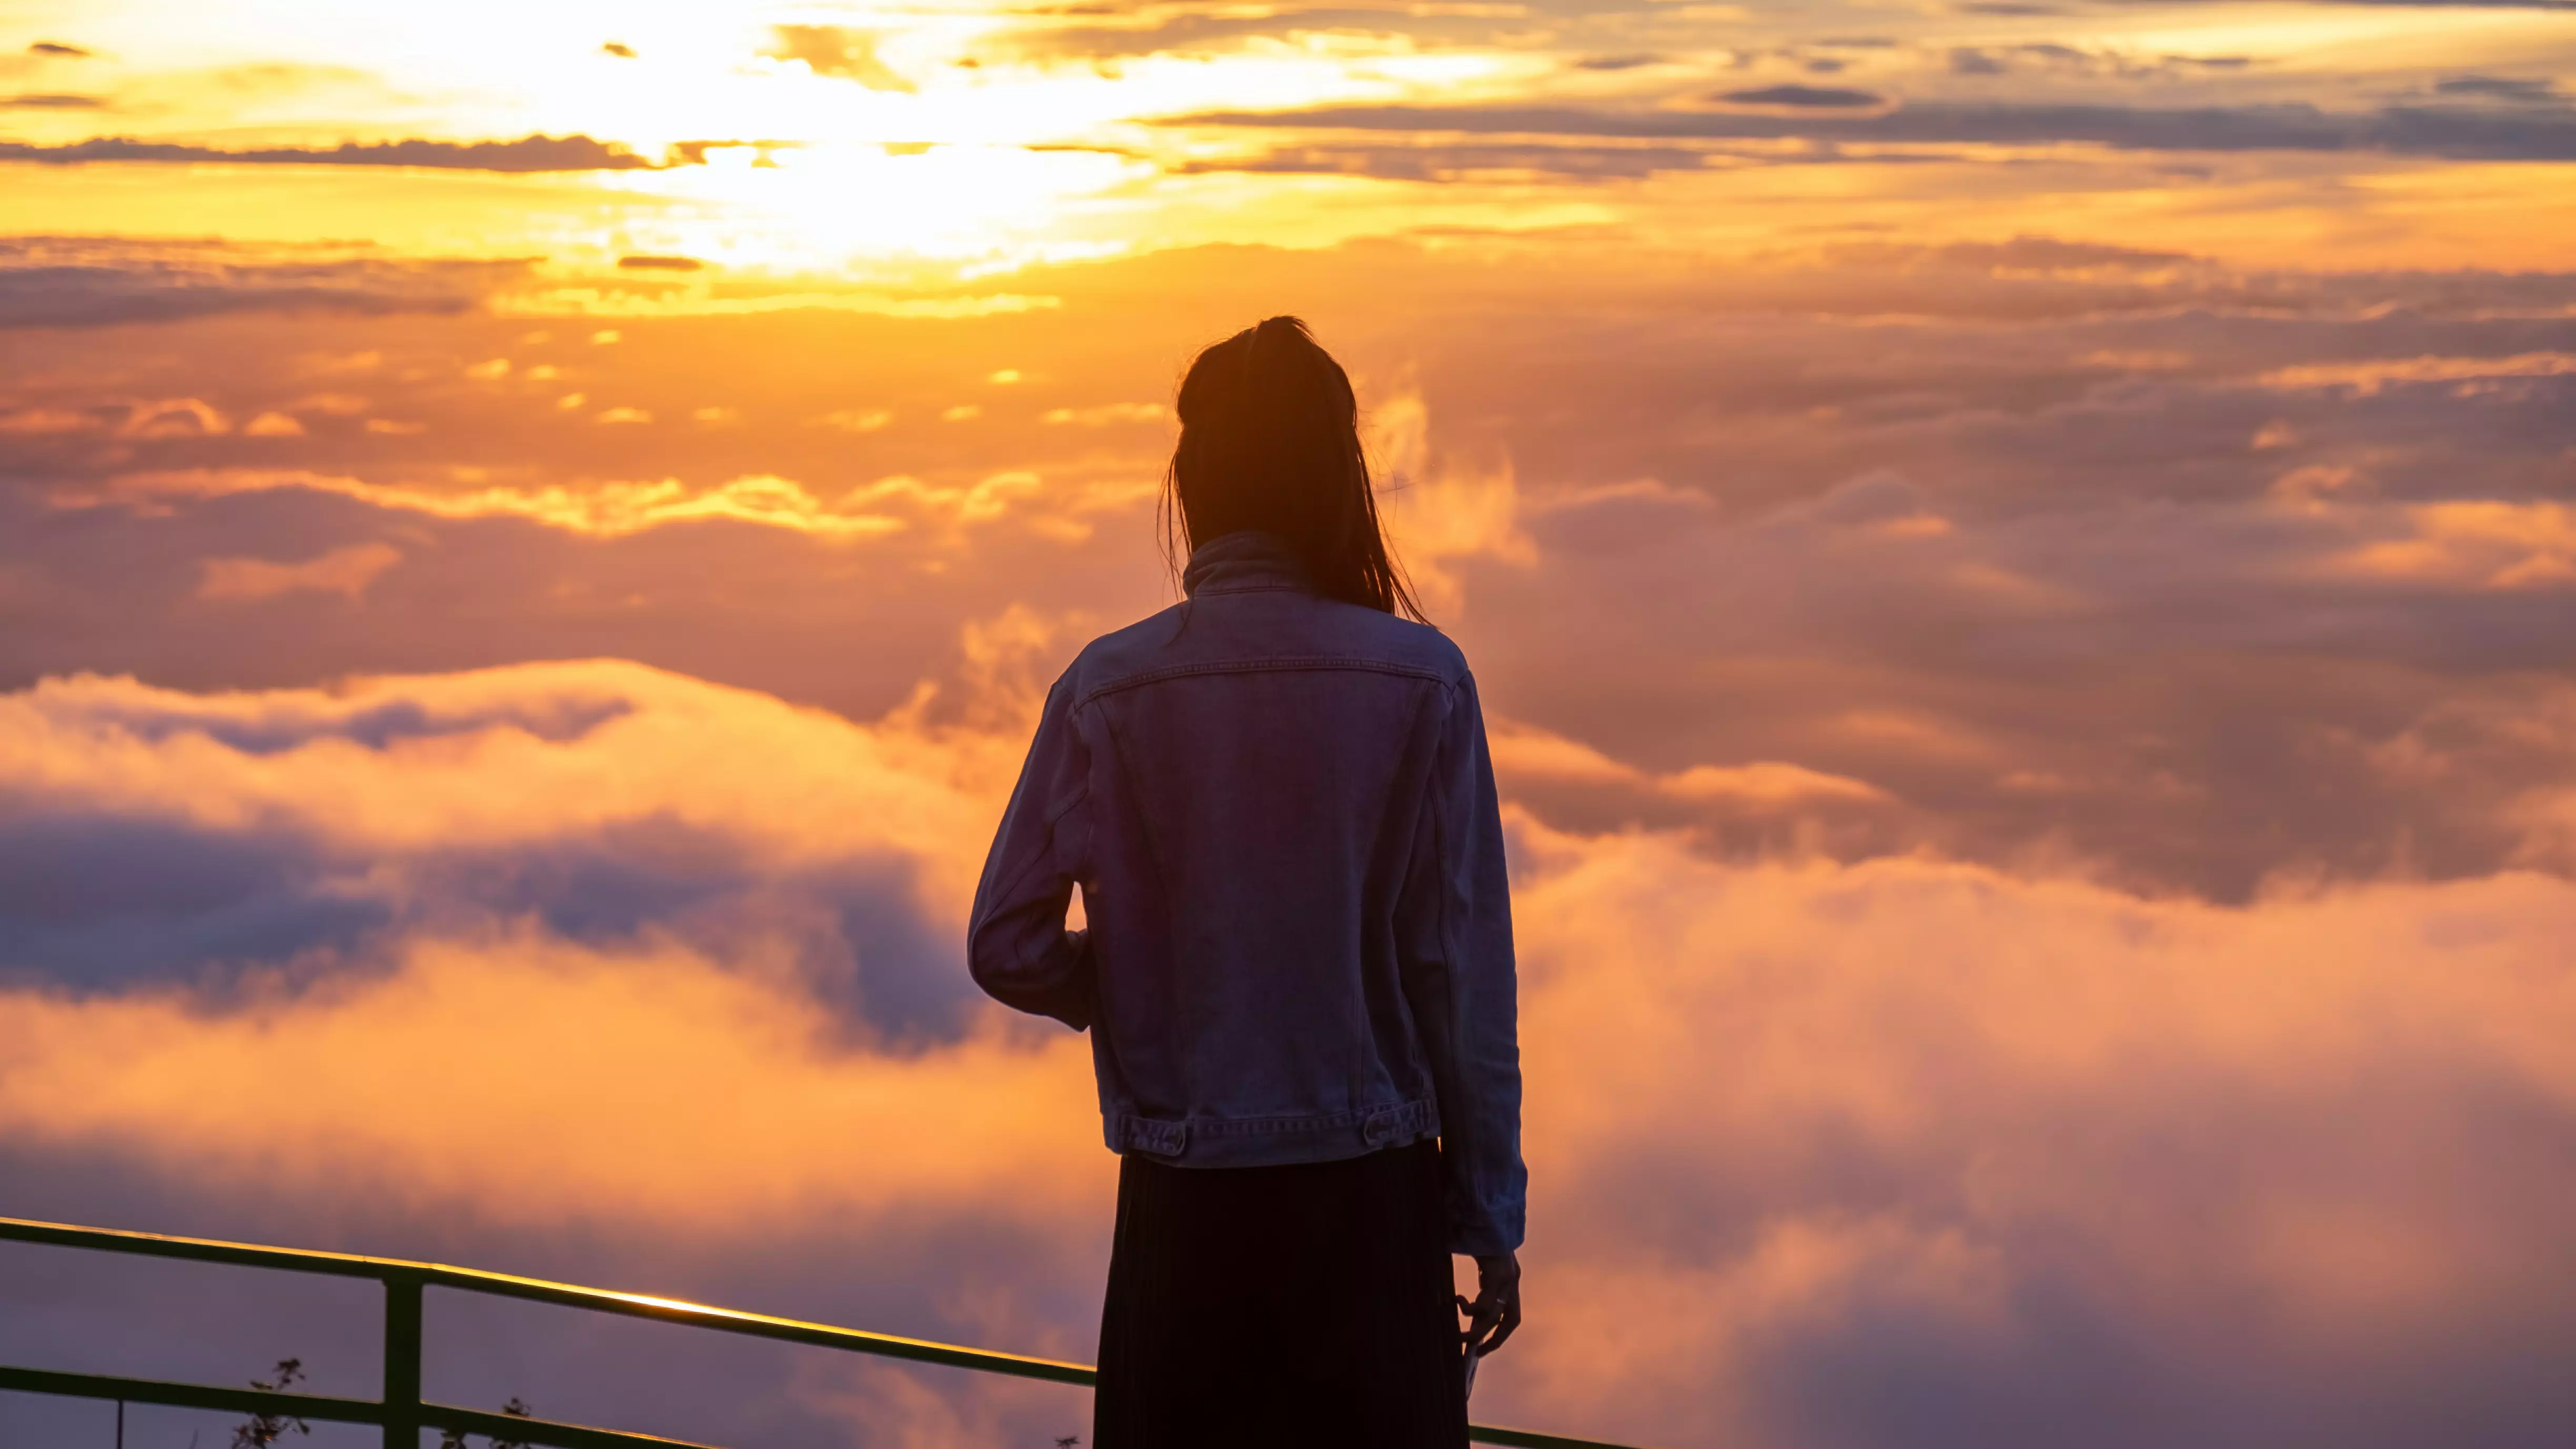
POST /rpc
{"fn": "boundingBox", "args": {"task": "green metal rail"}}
[0,1215,1641,1449]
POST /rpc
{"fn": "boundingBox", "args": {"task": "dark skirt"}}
[1093,1138,1469,1449]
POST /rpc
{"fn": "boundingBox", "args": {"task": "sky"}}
[1,1,2574,1447]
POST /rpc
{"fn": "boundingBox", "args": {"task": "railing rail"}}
[0,1216,1643,1449]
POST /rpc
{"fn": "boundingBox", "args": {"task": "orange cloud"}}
[197,541,401,601]
[1371,383,1534,613]
[0,931,1106,1229]
[83,468,912,540]
[0,661,1023,897]
[2329,501,2576,591]
[2258,353,2576,395]
[1491,719,1889,807]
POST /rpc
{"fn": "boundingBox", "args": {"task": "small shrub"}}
[228,1361,310,1449]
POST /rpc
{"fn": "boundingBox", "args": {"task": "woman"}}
[968,316,1525,1448]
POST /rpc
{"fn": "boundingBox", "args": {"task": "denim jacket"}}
[967,529,1526,1255]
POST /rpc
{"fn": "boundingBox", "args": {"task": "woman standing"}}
[968,316,1525,1449]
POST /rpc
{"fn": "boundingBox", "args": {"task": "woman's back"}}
[969,528,1521,1252]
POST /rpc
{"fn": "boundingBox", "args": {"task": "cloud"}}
[0,238,519,328]
[27,42,90,58]
[2290,0,2576,7]
[197,541,401,601]
[1708,85,1889,109]
[974,8,1507,65]
[1659,761,1888,804]
[2429,75,2568,105]
[0,133,678,172]
[764,26,917,93]
[0,658,1034,1039]
[1494,720,1891,809]
[2325,501,2576,592]
[1180,140,1725,180]
[2257,352,2576,394]
[1,93,104,108]
[1372,381,1535,612]
[83,468,912,539]
[0,407,96,435]
[116,398,227,439]
[1166,99,2576,160]
[0,931,1101,1224]
[1501,822,2576,1448]
[1041,402,1165,426]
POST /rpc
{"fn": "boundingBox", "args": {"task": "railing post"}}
[383,1273,422,1449]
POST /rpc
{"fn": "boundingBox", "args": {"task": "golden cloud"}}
[0,929,1106,1229]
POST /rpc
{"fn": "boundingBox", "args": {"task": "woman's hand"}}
[1458,1251,1522,1357]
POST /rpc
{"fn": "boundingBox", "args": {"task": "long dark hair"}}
[1161,316,1426,622]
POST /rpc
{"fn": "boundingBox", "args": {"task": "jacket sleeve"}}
[1396,670,1527,1256]
[967,670,1097,1031]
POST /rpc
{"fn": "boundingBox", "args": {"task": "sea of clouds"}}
[5,232,2575,1447]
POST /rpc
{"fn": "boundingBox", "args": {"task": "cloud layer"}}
[7,234,2571,897]
[6,661,2576,1448]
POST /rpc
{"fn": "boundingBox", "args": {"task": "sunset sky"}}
[3,1,2575,1446]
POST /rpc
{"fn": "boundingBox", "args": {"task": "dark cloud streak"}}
[1168,98,2576,160]
[0,239,522,328]
[0,133,682,172]
[1710,85,1888,108]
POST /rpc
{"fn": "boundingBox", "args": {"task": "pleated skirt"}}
[1092,1138,1469,1449]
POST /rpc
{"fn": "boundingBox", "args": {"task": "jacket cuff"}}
[1446,1220,1522,1257]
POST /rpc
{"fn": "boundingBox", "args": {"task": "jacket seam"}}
[1186,582,1306,597]
[1425,677,1470,1181]
[1380,683,1446,1089]
[1078,656,1453,707]
[981,730,1091,953]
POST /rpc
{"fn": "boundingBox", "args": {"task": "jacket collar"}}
[1182,529,1312,598]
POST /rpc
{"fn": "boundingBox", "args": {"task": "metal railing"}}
[0,1216,1641,1449]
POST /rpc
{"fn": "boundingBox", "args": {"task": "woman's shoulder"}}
[1332,601,1471,680]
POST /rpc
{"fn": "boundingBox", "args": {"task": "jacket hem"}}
[1102,1097,1441,1168]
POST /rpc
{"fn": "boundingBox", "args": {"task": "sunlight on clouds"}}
[2332,501,2576,592]
[2259,354,2576,395]
[86,468,912,539]
[0,932,1105,1226]
[1501,818,2576,1442]
[1491,720,1890,809]
[0,661,1023,895]
[1371,382,1533,612]
[1659,762,1888,806]
[592,145,1146,270]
